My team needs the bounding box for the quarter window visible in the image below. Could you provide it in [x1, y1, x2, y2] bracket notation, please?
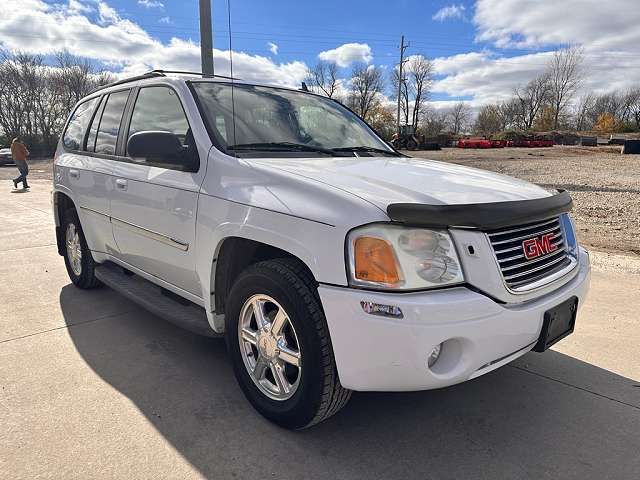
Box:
[95, 90, 130, 156]
[85, 95, 107, 152]
[62, 97, 100, 151]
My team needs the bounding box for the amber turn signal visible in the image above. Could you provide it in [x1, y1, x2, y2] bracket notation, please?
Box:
[354, 237, 402, 286]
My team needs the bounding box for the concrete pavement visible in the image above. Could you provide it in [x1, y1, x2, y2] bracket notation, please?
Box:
[1, 177, 639, 479]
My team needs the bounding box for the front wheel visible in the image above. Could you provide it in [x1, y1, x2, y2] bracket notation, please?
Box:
[225, 258, 351, 429]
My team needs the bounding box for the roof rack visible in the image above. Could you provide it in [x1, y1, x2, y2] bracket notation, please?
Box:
[150, 69, 239, 81]
[89, 71, 166, 94]
[89, 69, 241, 94]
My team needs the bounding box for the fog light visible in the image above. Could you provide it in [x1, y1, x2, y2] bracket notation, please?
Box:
[428, 343, 442, 368]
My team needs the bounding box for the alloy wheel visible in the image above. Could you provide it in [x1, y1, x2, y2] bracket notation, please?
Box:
[65, 223, 83, 276]
[238, 294, 302, 401]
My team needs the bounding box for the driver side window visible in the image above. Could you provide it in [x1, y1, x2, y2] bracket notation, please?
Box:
[127, 86, 196, 170]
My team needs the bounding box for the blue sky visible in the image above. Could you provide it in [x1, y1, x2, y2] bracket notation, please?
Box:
[126, 0, 479, 100]
[2, 1, 639, 107]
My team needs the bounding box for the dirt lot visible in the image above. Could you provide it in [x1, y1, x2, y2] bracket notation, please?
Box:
[3, 145, 638, 257]
[409, 146, 640, 256]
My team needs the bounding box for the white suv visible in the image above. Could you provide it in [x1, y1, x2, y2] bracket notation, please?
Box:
[53, 71, 590, 429]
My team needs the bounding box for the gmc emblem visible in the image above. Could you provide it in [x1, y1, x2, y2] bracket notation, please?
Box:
[522, 233, 558, 260]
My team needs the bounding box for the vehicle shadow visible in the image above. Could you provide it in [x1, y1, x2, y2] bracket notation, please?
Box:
[59, 285, 640, 480]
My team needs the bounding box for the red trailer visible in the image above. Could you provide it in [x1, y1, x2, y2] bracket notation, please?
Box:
[457, 138, 494, 149]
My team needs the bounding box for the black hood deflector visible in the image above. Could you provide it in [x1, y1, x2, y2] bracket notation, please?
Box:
[386, 190, 573, 230]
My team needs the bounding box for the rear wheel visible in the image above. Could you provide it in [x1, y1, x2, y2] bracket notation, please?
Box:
[62, 209, 100, 289]
[225, 258, 351, 429]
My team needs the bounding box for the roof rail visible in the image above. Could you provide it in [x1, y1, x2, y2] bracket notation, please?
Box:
[150, 69, 240, 81]
[89, 71, 166, 94]
[88, 69, 241, 95]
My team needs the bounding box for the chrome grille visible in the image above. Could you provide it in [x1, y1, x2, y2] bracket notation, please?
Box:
[487, 217, 572, 291]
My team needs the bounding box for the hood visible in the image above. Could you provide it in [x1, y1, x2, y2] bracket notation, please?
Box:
[248, 156, 552, 210]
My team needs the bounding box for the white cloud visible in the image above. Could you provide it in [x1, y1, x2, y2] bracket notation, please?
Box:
[267, 42, 278, 55]
[474, 0, 640, 50]
[159, 16, 171, 24]
[0, 0, 309, 87]
[137, 0, 164, 8]
[432, 51, 553, 106]
[318, 43, 372, 68]
[432, 4, 466, 22]
[431, 0, 640, 105]
[66, 0, 93, 15]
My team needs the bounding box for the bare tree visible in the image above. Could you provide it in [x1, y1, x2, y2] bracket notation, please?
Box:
[307, 61, 340, 99]
[620, 88, 640, 126]
[473, 104, 503, 136]
[406, 55, 433, 128]
[546, 46, 584, 129]
[348, 64, 385, 122]
[448, 102, 472, 134]
[420, 107, 449, 136]
[573, 92, 595, 131]
[389, 55, 433, 129]
[626, 88, 640, 129]
[0, 50, 114, 155]
[514, 73, 551, 130]
[589, 92, 624, 127]
[498, 99, 519, 131]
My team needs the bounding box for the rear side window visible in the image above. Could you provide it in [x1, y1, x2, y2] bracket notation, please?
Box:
[95, 90, 130, 156]
[62, 97, 100, 151]
[85, 95, 107, 152]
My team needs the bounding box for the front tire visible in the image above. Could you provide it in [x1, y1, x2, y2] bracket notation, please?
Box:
[225, 258, 351, 429]
[62, 209, 100, 289]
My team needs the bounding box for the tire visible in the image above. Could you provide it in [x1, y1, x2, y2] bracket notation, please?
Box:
[62, 208, 100, 289]
[225, 258, 351, 429]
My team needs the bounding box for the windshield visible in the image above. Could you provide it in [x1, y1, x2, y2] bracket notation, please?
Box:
[190, 82, 395, 157]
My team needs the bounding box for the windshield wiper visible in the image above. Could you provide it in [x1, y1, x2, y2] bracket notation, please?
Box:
[227, 142, 335, 155]
[331, 146, 399, 156]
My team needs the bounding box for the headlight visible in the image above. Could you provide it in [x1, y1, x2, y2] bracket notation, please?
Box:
[559, 213, 578, 258]
[347, 224, 464, 290]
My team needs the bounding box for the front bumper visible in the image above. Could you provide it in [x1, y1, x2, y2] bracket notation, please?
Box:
[319, 248, 590, 391]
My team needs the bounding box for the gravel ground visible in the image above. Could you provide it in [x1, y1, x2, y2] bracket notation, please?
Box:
[409, 145, 640, 257]
[3, 146, 638, 256]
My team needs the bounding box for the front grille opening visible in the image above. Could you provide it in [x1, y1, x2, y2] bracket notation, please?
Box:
[486, 217, 571, 291]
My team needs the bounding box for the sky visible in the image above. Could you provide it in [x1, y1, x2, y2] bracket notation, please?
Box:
[1, 0, 640, 109]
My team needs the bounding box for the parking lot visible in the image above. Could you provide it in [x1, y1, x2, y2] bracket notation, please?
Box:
[1, 164, 639, 479]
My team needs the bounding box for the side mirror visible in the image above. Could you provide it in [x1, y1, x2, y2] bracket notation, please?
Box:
[127, 131, 198, 171]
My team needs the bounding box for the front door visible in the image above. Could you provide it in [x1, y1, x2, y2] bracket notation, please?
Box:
[109, 85, 205, 297]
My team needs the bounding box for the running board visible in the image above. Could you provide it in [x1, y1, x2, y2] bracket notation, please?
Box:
[95, 262, 219, 338]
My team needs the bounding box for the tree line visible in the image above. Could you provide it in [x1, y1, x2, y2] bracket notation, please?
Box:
[2, 46, 639, 156]
[474, 47, 640, 136]
[0, 51, 113, 155]
[308, 46, 640, 140]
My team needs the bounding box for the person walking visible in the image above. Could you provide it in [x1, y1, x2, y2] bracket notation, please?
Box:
[11, 137, 30, 189]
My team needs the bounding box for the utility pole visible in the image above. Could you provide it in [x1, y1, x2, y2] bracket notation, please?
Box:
[396, 35, 409, 136]
[199, 0, 214, 76]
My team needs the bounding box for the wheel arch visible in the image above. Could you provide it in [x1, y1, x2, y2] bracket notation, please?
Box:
[53, 189, 78, 256]
[212, 237, 318, 321]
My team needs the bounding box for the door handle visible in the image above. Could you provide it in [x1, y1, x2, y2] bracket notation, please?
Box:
[69, 169, 79, 179]
[115, 178, 128, 191]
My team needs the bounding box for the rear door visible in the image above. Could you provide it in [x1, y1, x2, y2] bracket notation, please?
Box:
[109, 84, 205, 297]
[57, 93, 123, 255]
